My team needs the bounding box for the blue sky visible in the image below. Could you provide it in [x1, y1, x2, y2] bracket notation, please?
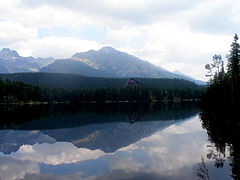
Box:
[0, 0, 240, 80]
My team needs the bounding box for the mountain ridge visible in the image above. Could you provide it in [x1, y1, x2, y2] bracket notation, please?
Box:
[0, 48, 55, 73]
[0, 47, 205, 84]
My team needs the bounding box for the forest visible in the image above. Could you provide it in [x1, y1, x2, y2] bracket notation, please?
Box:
[200, 34, 240, 179]
[202, 33, 240, 110]
[0, 72, 202, 89]
[0, 77, 204, 104]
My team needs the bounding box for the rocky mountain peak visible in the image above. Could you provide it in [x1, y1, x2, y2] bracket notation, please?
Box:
[99, 46, 117, 53]
[0, 48, 20, 60]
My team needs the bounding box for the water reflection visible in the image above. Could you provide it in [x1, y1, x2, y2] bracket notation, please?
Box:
[0, 103, 234, 180]
[0, 103, 198, 154]
[200, 109, 240, 179]
[0, 103, 197, 130]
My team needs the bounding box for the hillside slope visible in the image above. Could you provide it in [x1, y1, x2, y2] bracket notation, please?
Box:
[0, 72, 203, 89]
[41, 47, 205, 84]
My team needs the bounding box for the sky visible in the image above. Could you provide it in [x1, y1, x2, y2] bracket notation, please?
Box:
[0, 0, 240, 80]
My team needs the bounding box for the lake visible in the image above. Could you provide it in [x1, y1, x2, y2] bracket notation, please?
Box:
[0, 103, 237, 180]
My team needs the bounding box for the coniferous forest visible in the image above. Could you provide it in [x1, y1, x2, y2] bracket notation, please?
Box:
[200, 34, 240, 179]
[202, 34, 240, 110]
[0, 77, 204, 104]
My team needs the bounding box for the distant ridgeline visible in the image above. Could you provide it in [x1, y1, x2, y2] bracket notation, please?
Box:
[0, 73, 205, 104]
[0, 47, 206, 85]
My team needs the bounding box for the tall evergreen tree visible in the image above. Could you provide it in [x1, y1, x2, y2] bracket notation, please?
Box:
[227, 34, 240, 100]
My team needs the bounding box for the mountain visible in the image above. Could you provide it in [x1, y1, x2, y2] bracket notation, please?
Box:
[0, 48, 20, 60]
[0, 63, 8, 73]
[41, 59, 114, 77]
[68, 46, 177, 78]
[0, 130, 55, 154]
[0, 48, 55, 73]
[174, 71, 207, 85]
[41, 47, 205, 84]
[42, 120, 181, 153]
[0, 47, 205, 84]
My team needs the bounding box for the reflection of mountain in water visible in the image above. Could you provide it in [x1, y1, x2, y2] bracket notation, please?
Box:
[0, 103, 198, 154]
[42, 120, 179, 153]
[0, 130, 56, 154]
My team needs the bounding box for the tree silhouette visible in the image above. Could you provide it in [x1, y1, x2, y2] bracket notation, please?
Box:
[227, 34, 240, 101]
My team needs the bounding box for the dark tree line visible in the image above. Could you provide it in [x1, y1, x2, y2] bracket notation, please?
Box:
[0, 78, 204, 104]
[0, 72, 203, 90]
[200, 34, 240, 179]
[203, 34, 240, 108]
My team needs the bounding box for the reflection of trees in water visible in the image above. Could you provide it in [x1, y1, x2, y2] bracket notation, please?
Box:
[206, 144, 227, 168]
[197, 144, 228, 180]
[0, 102, 198, 130]
[199, 109, 240, 179]
[197, 156, 210, 180]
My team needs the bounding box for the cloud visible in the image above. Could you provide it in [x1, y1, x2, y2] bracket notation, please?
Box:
[0, 3, 92, 29]
[0, 21, 37, 46]
[0, 0, 239, 80]
[0, 156, 39, 180]
[132, 118, 209, 177]
[10, 142, 105, 165]
[106, 25, 144, 43]
[108, 157, 144, 172]
[185, 0, 240, 35]
[20, 0, 202, 25]
[13, 36, 104, 58]
[122, 21, 232, 80]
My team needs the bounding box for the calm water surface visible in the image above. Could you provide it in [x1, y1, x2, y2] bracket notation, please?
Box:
[0, 103, 236, 180]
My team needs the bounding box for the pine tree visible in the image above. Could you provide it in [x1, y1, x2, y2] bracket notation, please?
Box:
[227, 34, 240, 100]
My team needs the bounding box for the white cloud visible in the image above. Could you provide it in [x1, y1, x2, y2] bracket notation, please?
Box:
[0, 3, 91, 28]
[14, 36, 104, 58]
[125, 22, 232, 80]
[108, 157, 144, 172]
[132, 117, 210, 177]
[161, 63, 207, 81]
[0, 0, 21, 9]
[184, 0, 240, 34]
[106, 25, 143, 43]
[0, 21, 37, 46]
[11, 142, 105, 165]
[0, 156, 39, 180]
[0, 0, 239, 80]
[20, 0, 203, 25]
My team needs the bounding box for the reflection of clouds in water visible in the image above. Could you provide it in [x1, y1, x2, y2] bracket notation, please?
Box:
[106, 116, 210, 179]
[117, 143, 138, 152]
[162, 116, 204, 134]
[138, 117, 208, 175]
[10, 142, 105, 165]
[0, 143, 106, 180]
[24, 173, 83, 180]
[108, 157, 144, 172]
[0, 156, 39, 180]
[22, 171, 163, 180]
[0, 115, 212, 180]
